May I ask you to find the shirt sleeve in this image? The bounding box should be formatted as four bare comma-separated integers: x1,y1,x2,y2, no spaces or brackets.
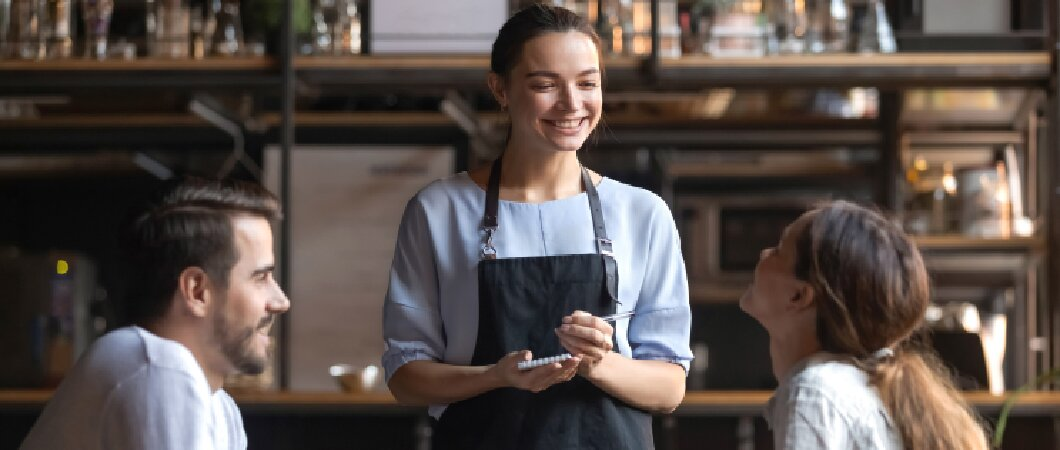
776,386,854,450
100,367,214,450
627,196,693,373
381,196,446,382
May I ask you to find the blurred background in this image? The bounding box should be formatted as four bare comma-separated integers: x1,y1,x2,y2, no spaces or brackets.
0,0,1058,448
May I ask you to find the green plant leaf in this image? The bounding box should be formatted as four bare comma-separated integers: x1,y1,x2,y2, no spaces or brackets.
992,366,1060,447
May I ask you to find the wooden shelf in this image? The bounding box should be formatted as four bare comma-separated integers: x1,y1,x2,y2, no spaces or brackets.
5,389,1060,417
658,52,1051,88
229,390,420,415
1,111,874,130
0,57,280,90
690,281,748,304
294,55,643,89
0,58,276,71
0,112,457,129
296,52,1050,89
0,52,1047,91
295,54,491,88
677,390,1060,417
0,114,212,128
260,111,457,127
913,235,1046,252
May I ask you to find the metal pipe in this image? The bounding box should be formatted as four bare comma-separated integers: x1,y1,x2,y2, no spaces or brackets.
278,0,295,390
649,0,660,81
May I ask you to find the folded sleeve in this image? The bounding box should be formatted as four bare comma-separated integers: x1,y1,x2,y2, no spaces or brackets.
382,196,446,382
628,197,693,373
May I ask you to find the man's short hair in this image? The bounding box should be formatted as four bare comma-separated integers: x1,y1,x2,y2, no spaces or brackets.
121,177,280,325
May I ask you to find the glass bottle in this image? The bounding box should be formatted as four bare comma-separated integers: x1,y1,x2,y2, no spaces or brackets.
767,0,806,54
11,0,45,59
805,0,847,53
43,0,71,58
855,0,895,53
79,0,112,59
311,0,335,54
333,0,360,54
0,0,12,58
208,0,242,56
152,0,190,58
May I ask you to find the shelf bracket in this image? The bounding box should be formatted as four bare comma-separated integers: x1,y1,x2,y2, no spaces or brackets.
189,94,262,180
439,90,504,160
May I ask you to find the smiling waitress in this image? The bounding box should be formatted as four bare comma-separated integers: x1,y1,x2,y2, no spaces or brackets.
381,5,692,449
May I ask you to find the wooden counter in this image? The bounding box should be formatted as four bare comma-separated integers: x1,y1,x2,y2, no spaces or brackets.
5,389,1060,417
4,390,1059,449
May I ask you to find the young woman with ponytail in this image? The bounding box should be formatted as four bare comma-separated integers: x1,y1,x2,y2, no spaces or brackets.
740,200,989,449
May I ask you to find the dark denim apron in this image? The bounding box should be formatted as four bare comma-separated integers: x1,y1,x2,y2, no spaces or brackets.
432,157,653,450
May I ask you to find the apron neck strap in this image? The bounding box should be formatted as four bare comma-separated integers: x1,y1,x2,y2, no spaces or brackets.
481,156,611,255
580,166,612,255
483,157,503,230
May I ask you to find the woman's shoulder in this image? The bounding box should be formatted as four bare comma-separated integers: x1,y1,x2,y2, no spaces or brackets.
410,172,480,205
599,177,670,214
789,355,865,386
786,354,880,407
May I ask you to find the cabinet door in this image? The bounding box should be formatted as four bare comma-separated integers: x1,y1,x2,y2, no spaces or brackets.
264,145,454,391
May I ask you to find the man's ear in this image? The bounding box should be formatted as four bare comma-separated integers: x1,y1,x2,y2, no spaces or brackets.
789,282,816,312
487,73,508,110
176,266,212,318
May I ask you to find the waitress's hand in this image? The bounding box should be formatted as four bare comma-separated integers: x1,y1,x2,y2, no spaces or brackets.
488,350,581,393
555,310,614,375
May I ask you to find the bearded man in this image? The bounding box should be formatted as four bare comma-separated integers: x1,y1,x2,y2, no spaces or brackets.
21,177,290,450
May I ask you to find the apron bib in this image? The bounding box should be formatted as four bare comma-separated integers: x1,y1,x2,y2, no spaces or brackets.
432,158,653,450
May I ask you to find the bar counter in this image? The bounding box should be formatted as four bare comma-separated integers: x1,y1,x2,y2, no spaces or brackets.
3,389,1059,449
4,389,1060,416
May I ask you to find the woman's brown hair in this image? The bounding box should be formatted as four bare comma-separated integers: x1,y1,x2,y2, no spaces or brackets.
793,200,989,450
490,3,604,80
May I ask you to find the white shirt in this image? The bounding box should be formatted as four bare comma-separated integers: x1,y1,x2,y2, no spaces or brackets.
382,172,694,418
20,326,247,450
765,352,902,450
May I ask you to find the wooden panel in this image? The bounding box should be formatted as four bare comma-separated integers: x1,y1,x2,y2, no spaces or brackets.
0,58,276,71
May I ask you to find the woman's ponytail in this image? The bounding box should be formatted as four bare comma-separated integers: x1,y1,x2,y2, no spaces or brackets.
869,348,989,450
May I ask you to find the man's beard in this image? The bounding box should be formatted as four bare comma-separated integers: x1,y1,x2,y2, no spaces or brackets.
216,313,273,375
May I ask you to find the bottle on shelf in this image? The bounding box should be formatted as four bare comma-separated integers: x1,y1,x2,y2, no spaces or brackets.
149,0,190,58
43,0,71,58
311,0,360,55
855,0,895,53
208,0,242,56
80,0,112,59
334,0,361,55
707,0,769,57
804,0,848,53
10,0,46,60
0,0,10,58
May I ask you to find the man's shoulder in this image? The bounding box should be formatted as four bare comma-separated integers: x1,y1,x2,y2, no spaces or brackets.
18,328,208,450
74,327,150,377
86,327,207,393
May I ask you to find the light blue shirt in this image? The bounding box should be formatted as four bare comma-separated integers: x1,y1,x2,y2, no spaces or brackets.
765,352,902,450
382,172,693,417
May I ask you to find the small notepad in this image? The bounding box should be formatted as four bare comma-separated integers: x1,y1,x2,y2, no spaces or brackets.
517,353,573,370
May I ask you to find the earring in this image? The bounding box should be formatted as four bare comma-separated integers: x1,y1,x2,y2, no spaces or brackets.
500,104,508,112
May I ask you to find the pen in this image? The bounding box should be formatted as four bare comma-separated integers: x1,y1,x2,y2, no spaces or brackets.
598,311,635,323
